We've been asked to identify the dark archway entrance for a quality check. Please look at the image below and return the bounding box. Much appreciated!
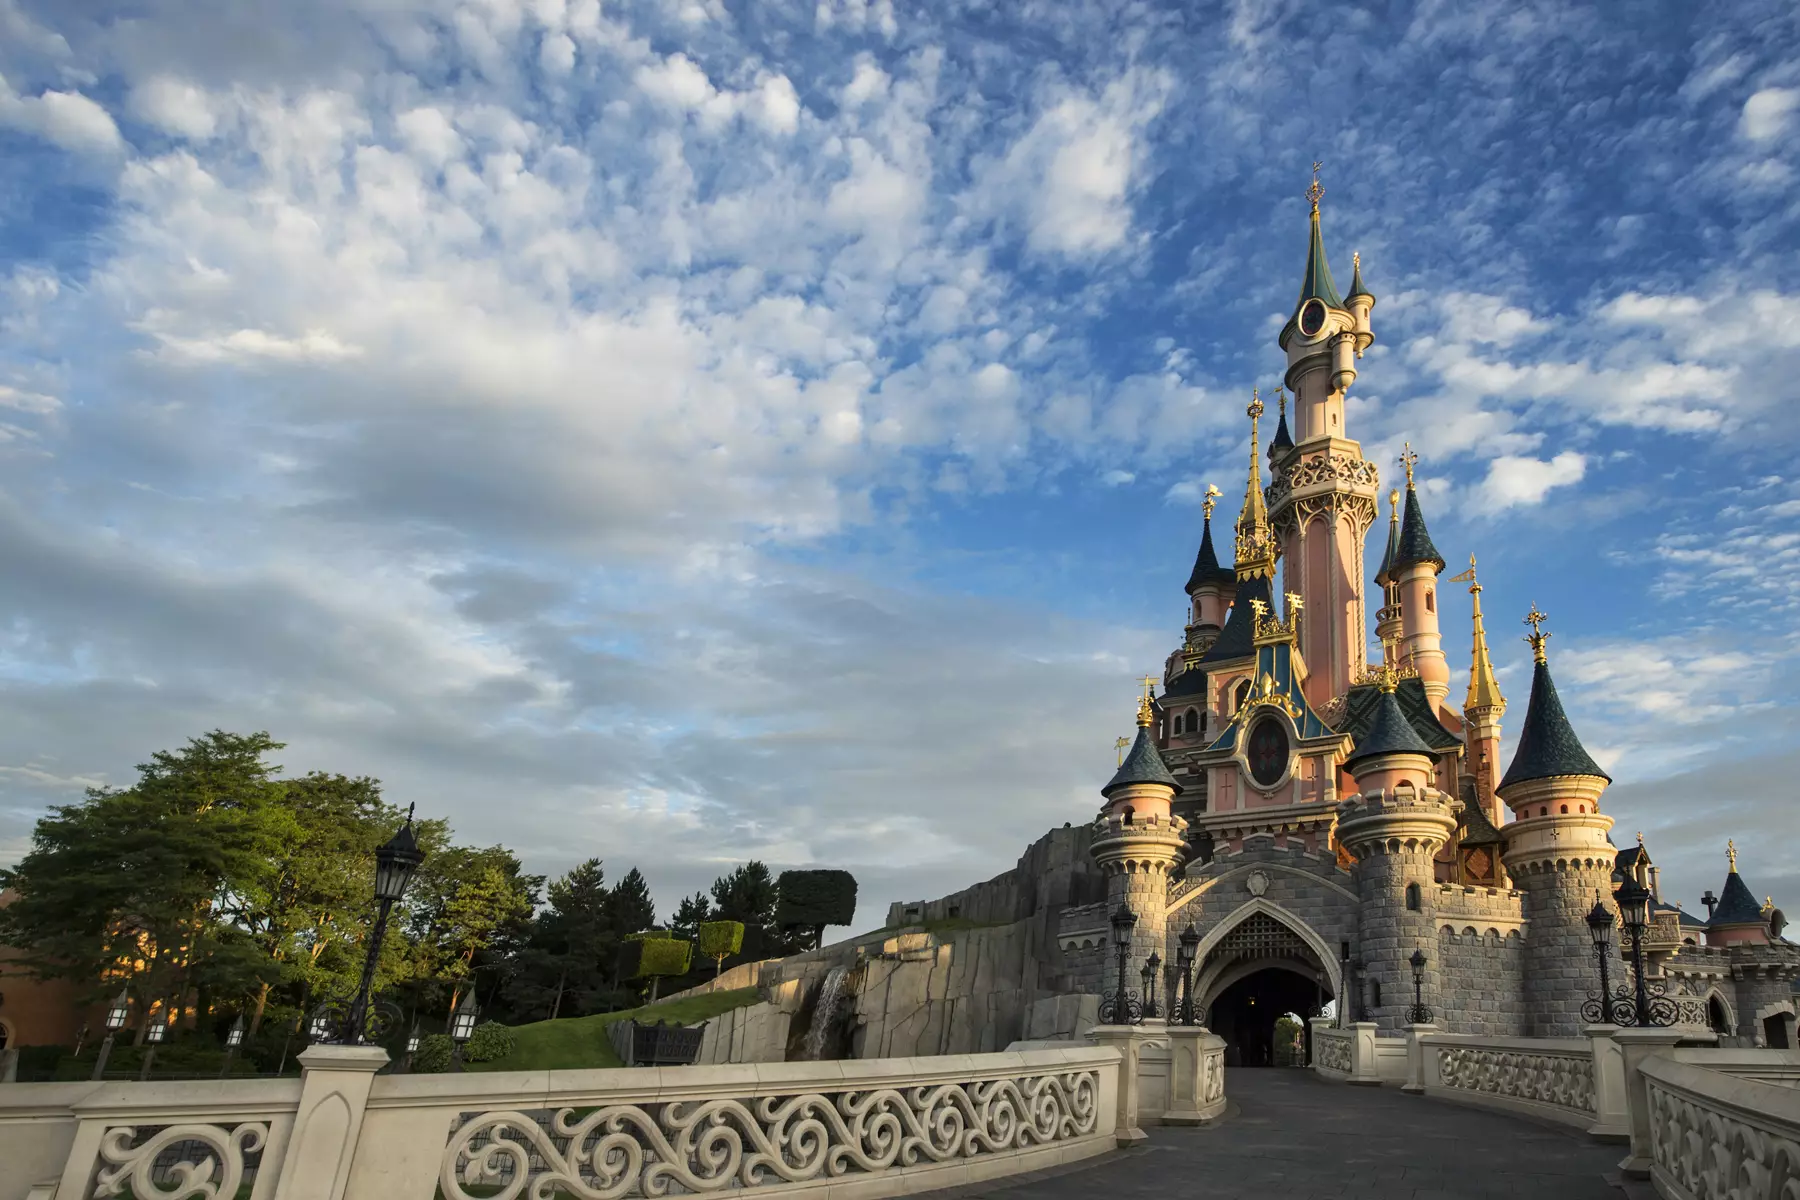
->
[1209,967,1325,1067]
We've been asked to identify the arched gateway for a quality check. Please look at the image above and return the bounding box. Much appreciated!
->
[1186,901,1338,1067]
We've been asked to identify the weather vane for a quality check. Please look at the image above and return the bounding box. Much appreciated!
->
[1400,442,1418,488]
[1203,483,1221,520]
[1248,386,1263,423]
[1728,840,1737,872]
[1115,735,1130,766]
[1308,161,1324,211]
[1523,604,1550,664]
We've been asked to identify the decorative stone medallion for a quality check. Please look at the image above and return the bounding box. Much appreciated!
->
[1246,870,1269,897]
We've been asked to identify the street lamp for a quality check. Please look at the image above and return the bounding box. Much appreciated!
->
[1612,873,1674,1027]
[1405,949,1434,1026]
[1141,952,1161,1019]
[308,1004,333,1043]
[1582,893,1624,1025]
[1175,923,1201,1025]
[220,1014,246,1078]
[91,987,131,1080]
[1100,904,1141,1025]
[449,990,479,1072]
[140,1013,168,1081]
[398,1022,422,1074]
[334,809,426,1045]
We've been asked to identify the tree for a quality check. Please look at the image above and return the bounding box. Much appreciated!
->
[403,845,540,1014]
[0,731,289,1039]
[775,870,858,950]
[698,921,745,978]
[607,869,657,951]
[501,859,629,1022]
[708,861,793,959]
[670,892,712,944]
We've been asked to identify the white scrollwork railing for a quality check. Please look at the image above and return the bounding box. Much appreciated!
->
[440,1069,1100,1200]
[1316,1030,1352,1075]
[1436,1047,1594,1115]
[1645,1057,1800,1200]
[92,1122,269,1200]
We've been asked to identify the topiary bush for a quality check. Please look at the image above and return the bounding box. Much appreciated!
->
[412,1033,454,1074]
[463,1020,516,1064]
[621,935,693,981]
[775,870,858,941]
[697,920,745,970]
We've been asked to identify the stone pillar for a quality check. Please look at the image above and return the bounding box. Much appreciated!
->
[270,1044,389,1200]
[1584,1024,1629,1143]
[1613,1027,1683,1179]
[1347,1021,1381,1087]
[1090,1025,1155,1147]
[1162,1026,1227,1125]
[1401,1023,1436,1094]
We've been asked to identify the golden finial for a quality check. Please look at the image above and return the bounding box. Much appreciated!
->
[1389,488,1400,519]
[1637,831,1645,848]
[1249,597,1268,620]
[1372,638,1400,694]
[1285,591,1304,615]
[1523,604,1550,664]
[1352,250,1361,272]
[1248,387,1264,424]
[1202,483,1221,520]
[1277,388,1287,418]
[1136,692,1154,729]
[1400,442,1418,488]
[1727,840,1737,872]
[1115,735,1130,766]
[1307,161,1323,212]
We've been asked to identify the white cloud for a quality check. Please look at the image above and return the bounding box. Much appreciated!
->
[128,77,218,140]
[1100,469,1134,486]
[148,328,364,365]
[1739,87,1799,142]
[751,74,801,136]
[1476,452,1585,509]
[0,75,124,155]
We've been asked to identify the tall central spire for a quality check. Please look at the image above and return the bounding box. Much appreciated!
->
[1235,390,1275,580]
[1297,163,1344,310]
[1460,555,1504,714]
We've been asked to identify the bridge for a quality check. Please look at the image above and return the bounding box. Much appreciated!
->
[0,1025,1791,1199]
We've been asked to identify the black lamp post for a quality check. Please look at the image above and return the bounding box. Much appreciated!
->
[1099,904,1141,1025]
[1405,949,1434,1025]
[220,1014,246,1078]
[1175,923,1201,1026]
[398,1022,421,1074]
[91,987,131,1081]
[1582,892,1625,1025]
[343,810,425,1044]
[1141,952,1162,1019]
[1612,873,1676,1027]
[449,990,479,1072]
[139,1013,167,1081]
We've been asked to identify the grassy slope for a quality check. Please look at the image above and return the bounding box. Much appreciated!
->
[469,987,762,1072]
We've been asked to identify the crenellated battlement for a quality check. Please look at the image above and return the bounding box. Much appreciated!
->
[1334,784,1456,857]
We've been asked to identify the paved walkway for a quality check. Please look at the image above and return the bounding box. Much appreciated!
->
[980,1069,1625,1200]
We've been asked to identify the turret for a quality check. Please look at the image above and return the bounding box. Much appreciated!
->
[1497,608,1616,1037]
[1335,664,1455,1032]
[1345,251,1375,357]
[1184,486,1237,633]
[1455,554,1507,828]
[1091,686,1188,973]
[1392,447,1449,711]
[1267,390,1294,470]
[1705,841,1784,947]
[1235,391,1276,583]
[1373,489,1403,665]
[1278,168,1365,445]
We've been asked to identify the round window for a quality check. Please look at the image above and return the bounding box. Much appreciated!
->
[1246,717,1290,788]
[1298,297,1327,338]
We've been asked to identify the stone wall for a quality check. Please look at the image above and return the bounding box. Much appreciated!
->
[1511,858,1616,1037]
[852,920,1047,1056]
[885,824,1105,929]
[694,999,793,1064]
[1434,927,1526,1036]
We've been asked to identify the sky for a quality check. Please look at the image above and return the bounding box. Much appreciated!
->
[0,0,1797,937]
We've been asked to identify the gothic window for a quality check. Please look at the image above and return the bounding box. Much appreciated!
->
[1708,996,1730,1036]
[1405,883,1421,911]
[1185,707,1199,737]
[1246,718,1290,787]
[1172,711,1184,735]
[1426,590,1435,613]
[1234,679,1251,712]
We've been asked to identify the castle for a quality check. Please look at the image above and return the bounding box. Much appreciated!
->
[888,178,1799,1066]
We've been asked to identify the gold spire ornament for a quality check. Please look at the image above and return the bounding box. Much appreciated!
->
[1728,840,1737,872]
[1400,442,1419,488]
[1115,735,1130,766]
[1523,605,1550,664]
[1202,483,1221,520]
[1235,390,1275,578]
[1452,554,1505,715]
[1307,161,1324,212]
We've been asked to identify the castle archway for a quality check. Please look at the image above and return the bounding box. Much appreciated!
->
[1189,904,1336,1068]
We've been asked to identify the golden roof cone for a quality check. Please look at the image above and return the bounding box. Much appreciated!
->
[1456,554,1505,715]
[1234,390,1275,579]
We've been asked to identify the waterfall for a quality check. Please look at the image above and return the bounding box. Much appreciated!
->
[801,967,849,1061]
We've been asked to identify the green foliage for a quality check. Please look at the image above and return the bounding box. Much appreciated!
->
[412,1033,454,1073]
[670,892,712,943]
[697,921,744,961]
[467,988,761,1072]
[14,1045,69,1082]
[775,870,858,932]
[625,936,692,980]
[502,858,639,1022]
[464,1020,517,1063]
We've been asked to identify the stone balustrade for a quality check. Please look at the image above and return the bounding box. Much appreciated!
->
[1641,1053,1800,1200]
[0,1045,1121,1200]
[1309,1020,1405,1087]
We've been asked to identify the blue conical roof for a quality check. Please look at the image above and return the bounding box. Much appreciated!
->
[1184,516,1235,594]
[1344,687,1435,771]
[1392,484,1445,575]
[1102,726,1182,798]
[1498,658,1610,791]
[1708,869,1764,927]
[1297,205,1344,309]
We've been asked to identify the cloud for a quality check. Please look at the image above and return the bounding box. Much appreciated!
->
[1100,469,1134,486]
[1475,452,1586,510]
[1739,87,1799,142]
[0,75,124,155]
[128,76,218,139]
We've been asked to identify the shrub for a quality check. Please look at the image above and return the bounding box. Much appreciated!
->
[775,870,858,932]
[412,1033,454,1074]
[621,935,693,981]
[463,1020,516,1064]
[15,1044,69,1082]
[697,920,745,963]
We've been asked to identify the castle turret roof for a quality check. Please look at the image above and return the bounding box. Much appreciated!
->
[1373,490,1400,587]
[1103,724,1183,798]
[1184,515,1235,595]
[1497,654,1610,792]
[1296,200,1345,310]
[1393,482,1446,575]
[1708,870,1764,926]
[1336,676,1462,750]
[1197,574,1272,666]
[1269,393,1294,457]
[1344,685,1435,772]
[1347,250,1372,302]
